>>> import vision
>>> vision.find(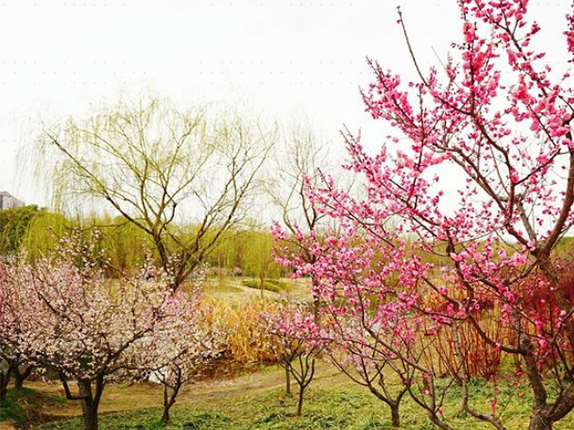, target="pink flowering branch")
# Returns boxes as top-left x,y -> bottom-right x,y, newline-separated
275,2 -> 574,429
